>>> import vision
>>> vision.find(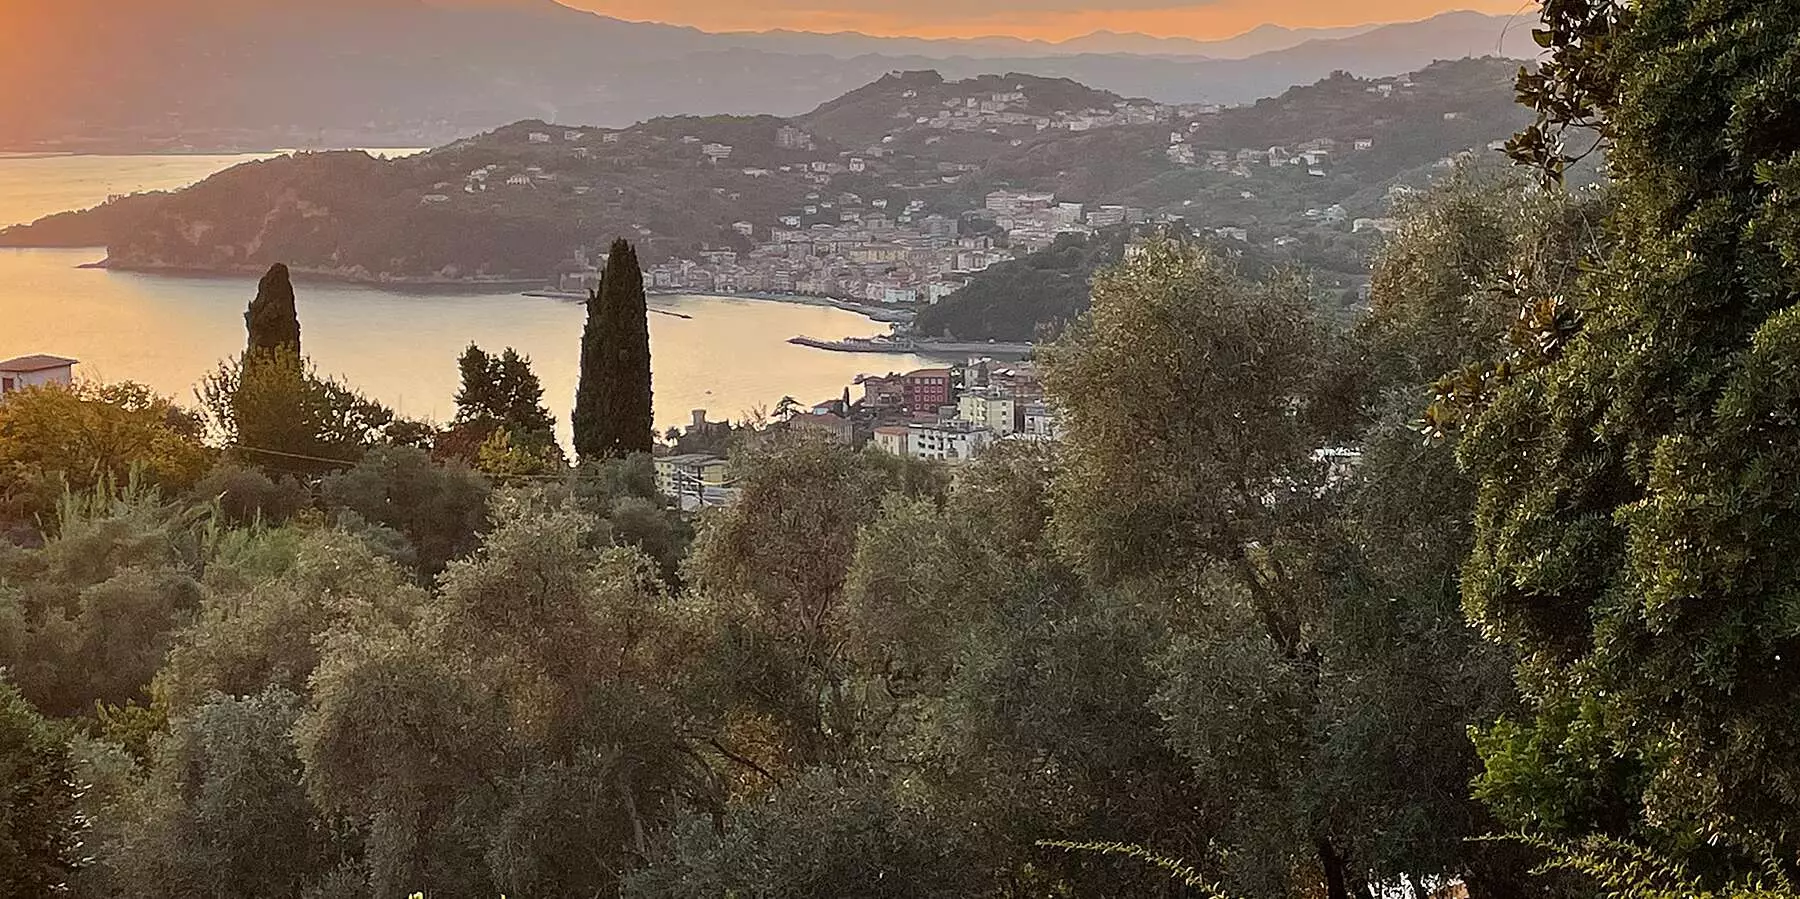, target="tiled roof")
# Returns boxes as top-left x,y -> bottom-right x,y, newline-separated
0,354 -> 78,373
